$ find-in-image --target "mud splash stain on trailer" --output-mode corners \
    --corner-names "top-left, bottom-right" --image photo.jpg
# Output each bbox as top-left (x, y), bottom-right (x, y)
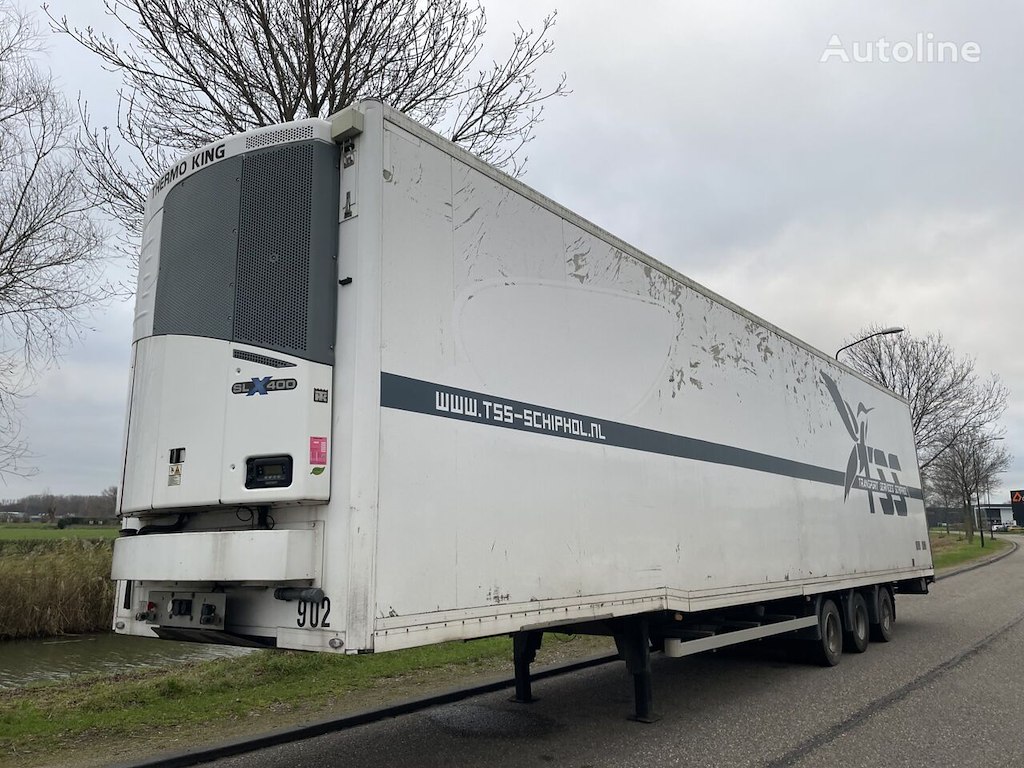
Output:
top-left (729, 349), bottom-right (756, 375)
top-left (566, 238), bottom-right (635, 290)
top-left (668, 362), bottom-right (704, 396)
top-left (567, 237), bottom-right (591, 284)
top-left (609, 248), bottom-right (628, 282)
top-left (456, 206), bottom-right (482, 229)
top-left (747, 322), bottom-right (776, 365)
top-left (641, 264), bottom-right (684, 309)
top-left (486, 587), bottom-right (510, 604)
top-left (708, 343), bottom-right (726, 366)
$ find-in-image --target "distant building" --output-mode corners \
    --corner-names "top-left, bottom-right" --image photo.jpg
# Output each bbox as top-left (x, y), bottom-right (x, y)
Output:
top-left (926, 505), bottom-right (1013, 528)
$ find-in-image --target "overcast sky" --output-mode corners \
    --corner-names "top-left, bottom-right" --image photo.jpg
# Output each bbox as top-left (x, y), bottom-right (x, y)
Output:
top-left (6, 0), bottom-right (1022, 503)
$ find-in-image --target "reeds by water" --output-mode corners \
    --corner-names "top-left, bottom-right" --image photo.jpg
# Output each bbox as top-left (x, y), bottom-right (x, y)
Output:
top-left (0, 539), bottom-right (114, 639)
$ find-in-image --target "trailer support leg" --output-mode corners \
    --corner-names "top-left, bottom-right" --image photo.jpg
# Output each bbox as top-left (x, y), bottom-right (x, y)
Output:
top-left (511, 630), bottom-right (544, 703)
top-left (614, 617), bottom-right (660, 723)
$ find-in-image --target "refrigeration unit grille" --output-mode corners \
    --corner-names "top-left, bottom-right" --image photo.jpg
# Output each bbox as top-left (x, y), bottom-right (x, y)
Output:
top-left (244, 125), bottom-right (315, 150)
top-left (153, 139), bottom-right (339, 365)
top-left (234, 143), bottom-right (313, 354)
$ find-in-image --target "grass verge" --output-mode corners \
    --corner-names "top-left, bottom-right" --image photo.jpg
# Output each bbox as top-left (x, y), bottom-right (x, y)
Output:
top-left (0, 634), bottom-right (613, 768)
top-left (929, 529), bottom-right (1010, 570)
top-left (0, 524), bottom-right (119, 543)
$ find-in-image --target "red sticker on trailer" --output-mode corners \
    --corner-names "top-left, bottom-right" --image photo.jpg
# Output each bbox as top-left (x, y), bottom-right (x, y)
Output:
top-left (309, 436), bottom-right (327, 466)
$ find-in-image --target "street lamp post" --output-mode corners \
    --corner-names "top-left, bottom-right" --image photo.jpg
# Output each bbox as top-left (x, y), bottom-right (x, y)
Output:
top-left (834, 327), bottom-right (905, 360)
top-left (978, 483), bottom-right (985, 548)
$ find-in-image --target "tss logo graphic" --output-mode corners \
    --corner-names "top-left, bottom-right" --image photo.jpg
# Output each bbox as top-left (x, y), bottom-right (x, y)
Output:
top-left (231, 377), bottom-right (298, 396)
top-left (820, 371), bottom-right (908, 516)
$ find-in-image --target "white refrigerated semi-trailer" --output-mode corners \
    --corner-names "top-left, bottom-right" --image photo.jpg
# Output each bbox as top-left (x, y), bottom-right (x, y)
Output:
top-left (111, 100), bottom-right (933, 719)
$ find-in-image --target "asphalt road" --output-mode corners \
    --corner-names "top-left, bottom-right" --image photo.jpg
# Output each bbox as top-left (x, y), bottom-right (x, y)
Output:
top-left (208, 548), bottom-right (1024, 768)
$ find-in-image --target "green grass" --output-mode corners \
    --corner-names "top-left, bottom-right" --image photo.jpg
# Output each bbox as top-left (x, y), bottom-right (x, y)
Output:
top-left (0, 524), bottom-right (119, 542)
top-left (0, 634), bottom-right (608, 767)
top-left (1, 639), bottom-right (505, 736)
top-left (929, 530), bottom-right (1010, 569)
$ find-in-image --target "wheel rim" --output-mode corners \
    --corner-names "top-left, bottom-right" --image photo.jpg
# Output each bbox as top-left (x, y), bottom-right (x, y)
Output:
top-left (825, 613), bottom-right (840, 654)
top-left (856, 608), bottom-right (868, 639)
top-left (881, 599), bottom-right (892, 633)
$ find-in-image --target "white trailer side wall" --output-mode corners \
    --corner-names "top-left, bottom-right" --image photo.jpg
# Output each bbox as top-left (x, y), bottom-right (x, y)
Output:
top-left (371, 112), bottom-right (929, 645)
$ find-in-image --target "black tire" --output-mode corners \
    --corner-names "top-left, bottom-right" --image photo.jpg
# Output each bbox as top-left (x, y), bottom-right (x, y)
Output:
top-left (844, 592), bottom-right (869, 653)
top-left (871, 587), bottom-right (895, 643)
top-left (810, 598), bottom-right (843, 666)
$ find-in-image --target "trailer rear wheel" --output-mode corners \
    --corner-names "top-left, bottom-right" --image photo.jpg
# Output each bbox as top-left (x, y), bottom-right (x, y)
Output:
top-left (871, 587), bottom-right (895, 643)
top-left (810, 598), bottom-right (843, 666)
top-left (844, 593), bottom-right (869, 653)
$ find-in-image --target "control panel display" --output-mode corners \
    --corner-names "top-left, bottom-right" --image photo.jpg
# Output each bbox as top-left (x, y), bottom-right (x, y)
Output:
top-left (245, 455), bottom-right (293, 489)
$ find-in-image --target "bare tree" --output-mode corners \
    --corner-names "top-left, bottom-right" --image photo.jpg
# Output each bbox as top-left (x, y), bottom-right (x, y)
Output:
top-left (926, 431), bottom-right (1011, 542)
top-left (0, 3), bottom-right (108, 477)
top-left (3, 485), bottom-right (119, 518)
top-left (48, 0), bottom-right (568, 262)
top-left (838, 325), bottom-right (1009, 473)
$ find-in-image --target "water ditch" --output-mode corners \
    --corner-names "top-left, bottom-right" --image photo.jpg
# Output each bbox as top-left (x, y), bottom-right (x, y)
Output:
top-left (0, 632), bottom-right (253, 688)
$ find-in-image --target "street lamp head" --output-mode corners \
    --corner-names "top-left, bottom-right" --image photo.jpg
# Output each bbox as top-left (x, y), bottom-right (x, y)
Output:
top-left (834, 326), bottom-right (905, 360)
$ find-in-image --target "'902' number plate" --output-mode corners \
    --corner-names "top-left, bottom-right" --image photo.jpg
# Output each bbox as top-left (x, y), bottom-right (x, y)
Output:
top-left (297, 596), bottom-right (331, 628)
